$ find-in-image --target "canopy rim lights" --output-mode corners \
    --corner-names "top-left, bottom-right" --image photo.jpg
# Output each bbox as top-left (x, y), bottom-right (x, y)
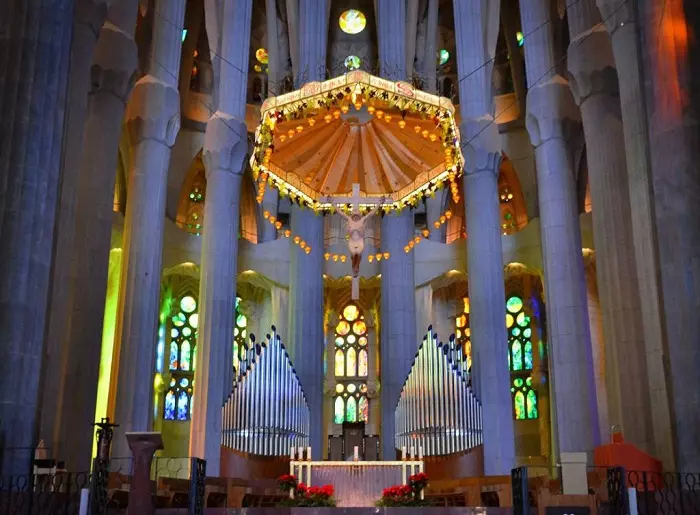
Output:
top-left (250, 71), bottom-right (464, 213)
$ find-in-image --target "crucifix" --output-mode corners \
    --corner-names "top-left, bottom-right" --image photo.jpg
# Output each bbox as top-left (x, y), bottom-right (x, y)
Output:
top-left (326, 184), bottom-right (386, 300)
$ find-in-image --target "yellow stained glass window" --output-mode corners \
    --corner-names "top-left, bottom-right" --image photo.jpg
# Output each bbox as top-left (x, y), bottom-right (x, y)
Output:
top-left (335, 349), bottom-right (345, 376)
top-left (343, 304), bottom-right (359, 321)
top-left (358, 349), bottom-right (368, 377)
top-left (339, 9), bottom-right (366, 35)
top-left (336, 320), bottom-right (350, 335)
top-left (346, 347), bottom-right (357, 376)
top-left (506, 313), bottom-right (514, 328)
top-left (352, 320), bottom-right (367, 335)
top-left (255, 48), bottom-right (268, 64)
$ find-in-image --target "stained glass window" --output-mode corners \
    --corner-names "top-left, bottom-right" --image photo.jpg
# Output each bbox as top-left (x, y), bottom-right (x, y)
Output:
top-left (438, 49), bottom-right (450, 65)
top-left (344, 55), bottom-right (361, 70)
top-left (510, 376), bottom-right (538, 420)
top-left (455, 297), bottom-right (472, 371)
top-left (339, 9), bottom-right (366, 34)
top-left (156, 325), bottom-right (165, 373)
top-left (162, 292), bottom-right (198, 421)
top-left (358, 396), bottom-right (368, 422)
top-left (505, 295), bottom-right (541, 420)
top-left (233, 297), bottom-right (247, 373)
top-left (332, 302), bottom-right (370, 424)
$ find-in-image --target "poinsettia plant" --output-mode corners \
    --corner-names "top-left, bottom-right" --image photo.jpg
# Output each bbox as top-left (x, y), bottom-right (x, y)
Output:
top-left (277, 476), bottom-right (336, 507)
top-left (277, 474), bottom-right (298, 493)
top-left (376, 473), bottom-right (430, 507)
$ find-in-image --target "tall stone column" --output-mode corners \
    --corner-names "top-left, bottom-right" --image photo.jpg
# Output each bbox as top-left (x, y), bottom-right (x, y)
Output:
top-left (111, 0), bottom-right (186, 459)
top-left (379, 211), bottom-right (416, 458)
top-left (520, 0), bottom-right (600, 457)
top-left (422, 0), bottom-right (439, 93)
top-left (596, 0), bottom-right (675, 468)
top-left (259, 188), bottom-right (279, 242)
top-left (376, 0), bottom-right (406, 81)
top-left (635, 0), bottom-right (700, 472)
top-left (453, 0), bottom-right (515, 474)
top-left (189, 0), bottom-right (252, 476)
top-left (40, 0), bottom-right (110, 458)
top-left (566, 0), bottom-right (653, 453)
top-left (425, 189), bottom-right (447, 242)
top-left (285, 0), bottom-right (328, 459)
top-left (288, 207), bottom-right (324, 457)
top-left (57, 0), bottom-right (139, 470)
top-left (0, 0), bottom-right (74, 475)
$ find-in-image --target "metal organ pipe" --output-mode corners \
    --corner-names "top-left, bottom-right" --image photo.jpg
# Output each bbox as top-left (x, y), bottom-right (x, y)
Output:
top-left (221, 326), bottom-right (311, 456)
top-left (395, 326), bottom-right (483, 456)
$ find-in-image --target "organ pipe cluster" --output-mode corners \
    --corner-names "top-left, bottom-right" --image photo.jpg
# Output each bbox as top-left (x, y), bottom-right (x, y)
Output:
top-left (395, 326), bottom-right (483, 456)
top-left (222, 326), bottom-right (310, 455)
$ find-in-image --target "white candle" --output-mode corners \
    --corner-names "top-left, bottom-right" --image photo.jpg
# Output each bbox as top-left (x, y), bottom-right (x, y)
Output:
top-left (290, 446), bottom-right (295, 460)
top-left (410, 446), bottom-right (415, 460)
top-left (298, 446), bottom-right (304, 460)
top-left (418, 446), bottom-right (423, 460)
top-left (354, 446), bottom-right (359, 461)
top-left (401, 446), bottom-right (407, 460)
top-left (307, 446), bottom-right (312, 461)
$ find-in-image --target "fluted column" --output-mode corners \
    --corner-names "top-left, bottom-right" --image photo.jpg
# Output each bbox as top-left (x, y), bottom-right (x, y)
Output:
top-left (366, 315), bottom-right (380, 437)
top-left (422, 0), bottom-right (439, 93)
top-left (380, 211), bottom-right (416, 458)
top-left (520, 0), bottom-right (599, 457)
top-left (288, 207), bottom-right (324, 457)
top-left (454, 0), bottom-right (514, 474)
top-left (57, 0), bottom-right (139, 470)
top-left (296, 0), bottom-right (329, 84)
top-left (111, 0), bottom-right (185, 459)
top-left (189, 0), bottom-right (252, 476)
top-left (425, 189), bottom-right (447, 242)
top-left (635, 0), bottom-right (700, 472)
top-left (567, 0), bottom-right (653, 453)
top-left (40, 0), bottom-right (111, 459)
top-left (376, 0), bottom-right (406, 80)
top-left (0, 0), bottom-right (74, 475)
top-left (596, 0), bottom-right (675, 468)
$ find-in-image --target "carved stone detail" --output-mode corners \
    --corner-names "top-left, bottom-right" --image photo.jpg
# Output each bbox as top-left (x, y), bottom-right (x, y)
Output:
top-left (90, 22), bottom-right (139, 101)
top-left (525, 76), bottom-right (582, 146)
top-left (567, 27), bottom-right (620, 105)
top-left (596, 0), bottom-right (633, 35)
top-left (125, 76), bottom-right (180, 146)
top-left (202, 112), bottom-right (248, 176)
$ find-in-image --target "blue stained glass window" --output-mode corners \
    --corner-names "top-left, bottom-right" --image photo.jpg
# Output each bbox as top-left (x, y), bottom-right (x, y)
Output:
top-left (512, 340), bottom-right (522, 371)
top-left (156, 325), bottom-right (165, 373)
top-left (169, 342), bottom-right (179, 371)
top-left (164, 391), bottom-right (176, 420)
top-left (524, 341), bottom-right (533, 370)
top-left (181, 340), bottom-right (191, 371)
top-left (176, 391), bottom-right (189, 421)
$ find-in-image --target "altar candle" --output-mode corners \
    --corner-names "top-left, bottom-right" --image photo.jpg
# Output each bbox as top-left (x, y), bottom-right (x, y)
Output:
top-left (290, 447), bottom-right (295, 460)
top-left (307, 447), bottom-right (312, 461)
top-left (418, 446), bottom-right (423, 460)
top-left (298, 446), bottom-right (304, 460)
top-left (354, 446), bottom-right (359, 461)
top-left (410, 446), bottom-right (415, 460)
top-left (401, 446), bottom-right (407, 460)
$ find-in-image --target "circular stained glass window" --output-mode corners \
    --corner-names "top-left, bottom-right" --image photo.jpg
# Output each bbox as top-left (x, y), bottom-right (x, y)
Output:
top-left (352, 320), bottom-right (367, 335)
top-left (182, 327), bottom-right (192, 337)
top-left (506, 313), bottom-right (514, 328)
top-left (180, 377), bottom-right (189, 387)
top-left (456, 314), bottom-right (467, 328)
top-left (358, 336), bottom-right (367, 347)
top-left (517, 312), bottom-right (529, 327)
top-left (360, 384), bottom-right (367, 393)
top-left (173, 313), bottom-right (186, 327)
top-left (236, 314), bottom-right (247, 327)
top-left (189, 313), bottom-right (199, 329)
top-left (347, 383), bottom-right (357, 393)
top-left (339, 9), bottom-right (367, 34)
top-left (506, 296), bottom-right (523, 314)
top-left (347, 334), bottom-right (356, 344)
top-left (344, 55), bottom-right (361, 70)
top-left (255, 48), bottom-right (268, 64)
top-left (523, 328), bottom-right (532, 338)
top-left (343, 304), bottom-right (359, 322)
top-left (512, 327), bottom-right (520, 337)
top-left (336, 320), bottom-right (350, 335)
top-left (336, 383), bottom-right (344, 393)
top-left (171, 328), bottom-right (179, 338)
top-left (438, 49), bottom-right (450, 65)
top-left (180, 295), bottom-right (197, 313)
top-left (335, 336), bottom-right (344, 347)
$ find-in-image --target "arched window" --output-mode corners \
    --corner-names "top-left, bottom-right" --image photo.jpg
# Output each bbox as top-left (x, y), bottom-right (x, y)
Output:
top-left (455, 296), bottom-right (472, 372)
top-left (506, 295), bottom-right (538, 420)
top-left (333, 303), bottom-right (369, 424)
top-left (232, 296), bottom-right (247, 373)
top-left (163, 294), bottom-right (198, 421)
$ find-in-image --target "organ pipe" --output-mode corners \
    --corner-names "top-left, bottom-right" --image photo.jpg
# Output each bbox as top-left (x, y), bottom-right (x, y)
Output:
top-left (395, 326), bottom-right (483, 456)
top-left (222, 326), bottom-right (310, 455)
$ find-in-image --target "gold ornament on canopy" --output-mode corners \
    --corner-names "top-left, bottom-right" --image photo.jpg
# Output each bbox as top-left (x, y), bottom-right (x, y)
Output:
top-left (250, 71), bottom-right (464, 212)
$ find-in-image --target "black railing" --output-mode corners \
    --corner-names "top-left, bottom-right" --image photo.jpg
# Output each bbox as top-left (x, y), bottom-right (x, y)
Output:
top-left (626, 470), bottom-right (700, 515)
top-left (512, 466), bottom-right (528, 515)
top-left (188, 459), bottom-right (206, 515)
top-left (0, 471), bottom-right (90, 515)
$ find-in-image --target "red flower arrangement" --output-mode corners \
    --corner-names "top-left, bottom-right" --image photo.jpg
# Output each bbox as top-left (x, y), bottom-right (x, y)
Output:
top-left (277, 474), bottom-right (298, 492)
top-left (376, 473), bottom-right (430, 507)
top-left (277, 475), bottom-right (336, 507)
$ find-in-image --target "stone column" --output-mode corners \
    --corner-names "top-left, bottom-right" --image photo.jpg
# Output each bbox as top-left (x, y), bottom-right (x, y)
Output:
top-left (0, 0), bottom-right (74, 475)
top-left (405, 0), bottom-right (419, 78)
top-left (324, 312), bottom-right (338, 454)
top-left (425, 189), bottom-right (447, 242)
top-left (520, 0), bottom-right (599, 457)
top-left (259, 188), bottom-right (279, 242)
top-left (377, 0), bottom-right (406, 80)
top-left (596, 0), bottom-right (675, 468)
top-left (40, 0), bottom-right (110, 458)
top-left (189, 0), bottom-right (252, 476)
top-left (566, 0), bottom-right (653, 453)
top-left (422, 0), bottom-right (439, 93)
top-left (57, 0), bottom-right (139, 470)
top-left (112, 0), bottom-right (186, 459)
top-left (415, 285), bottom-right (433, 338)
top-left (379, 211), bottom-right (416, 459)
top-left (265, 0), bottom-right (280, 95)
top-left (453, 0), bottom-right (515, 474)
top-left (365, 314), bottom-right (380, 437)
top-left (271, 285), bottom-right (289, 336)
top-left (635, 0), bottom-right (700, 472)
top-left (288, 207), bottom-right (324, 457)
top-left (285, 0), bottom-right (328, 459)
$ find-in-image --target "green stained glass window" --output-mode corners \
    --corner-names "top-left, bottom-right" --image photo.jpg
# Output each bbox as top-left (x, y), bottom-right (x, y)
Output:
top-left (173, 313), bottom-right (186, 327)
top-left (512, 340), bottom-right (522, 371)
top-left (180, 296), bottom-right (197, 313)
top-left (523, 327), bottom-right (532, 338)
top-left (334, 397), bottom-right (344, 424)
top-left (512, 327), bottom-right (521, 337)
top-left (527, 390), bottom-right (538, 418)
top-left (524, 341), bottom-right (533, 370)
top-left (189, 313), bottom-right (199, 328)
top-left (346, 397), bottom-right (357, 422)
top-left (506, 296), bottom-right (523, 314)
top-left (169, 342), bottom-right (179, 371)
top-left (514, 391), bottom-right (526, 419)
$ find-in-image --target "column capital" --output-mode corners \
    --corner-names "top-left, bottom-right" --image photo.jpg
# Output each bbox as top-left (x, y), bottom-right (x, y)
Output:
top-left (125, 75), bottom-right (180, 146)
top-left (75, 0), bottom-right (110, 37)
top-left (91, 22), bottom-right (139, 102)
top-left (567, 27), bottom-right (619, 105)
top-left (596, 0), bottom-right (633, 35)
top-left (202, 112), bottom-right (249, 176)
top-left (366, 378), bottom-right (380, 399)
top-left (525, 76), bottom-right (582, 147)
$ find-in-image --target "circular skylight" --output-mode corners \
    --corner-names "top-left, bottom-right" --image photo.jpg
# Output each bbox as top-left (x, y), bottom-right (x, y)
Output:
top-left (438, 49), bottom-right (450, 65)
top-left (344, 55), bottom-right (361, 70)
top-left (339, 9), bottom-right (367, 34)
top-left (255, 48), bottom-right (268, 64)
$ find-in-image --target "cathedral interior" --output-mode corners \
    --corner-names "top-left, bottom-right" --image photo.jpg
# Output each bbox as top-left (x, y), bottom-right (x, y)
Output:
top-left (1, 0), bottom-right (699, 510)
